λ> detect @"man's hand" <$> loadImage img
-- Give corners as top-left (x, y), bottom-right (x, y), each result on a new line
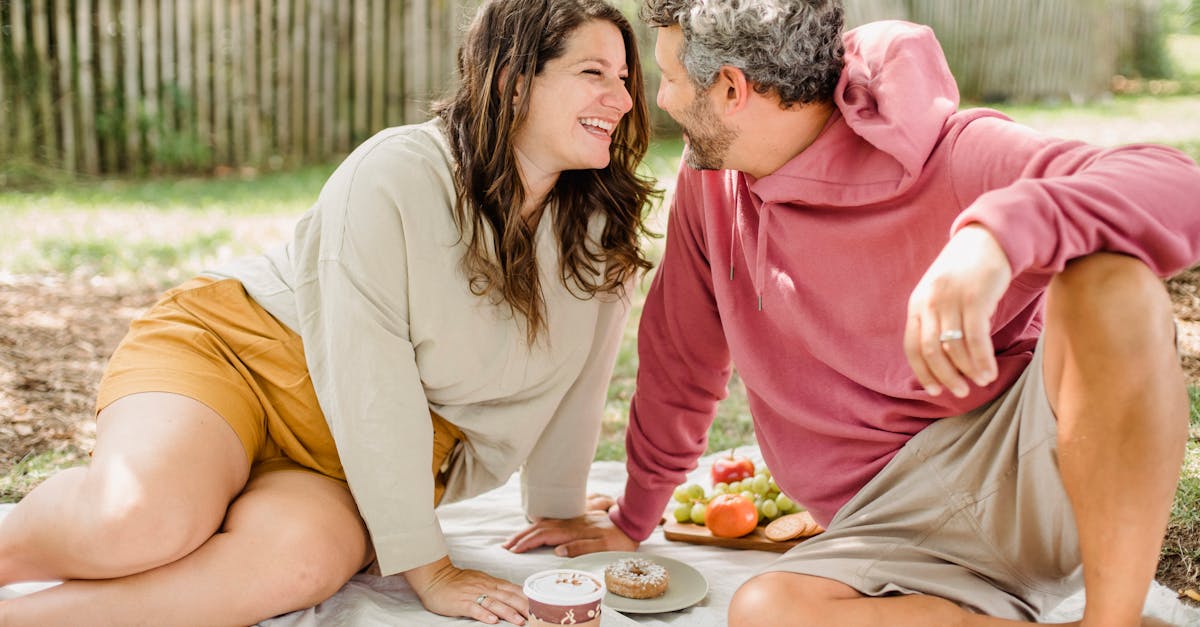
top-left (904, 224), bottom-right (1012, 398)
top-left (404, 555), bottom-right (529, 625)
top-left (503, 506), bottom-right (639, 557)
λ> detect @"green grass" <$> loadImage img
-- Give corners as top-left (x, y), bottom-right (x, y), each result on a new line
top-left (0, 450), bottom-right (87, 503)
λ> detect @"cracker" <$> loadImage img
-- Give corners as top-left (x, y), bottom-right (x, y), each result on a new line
top-left (764, 511), bottom-right (823, 542)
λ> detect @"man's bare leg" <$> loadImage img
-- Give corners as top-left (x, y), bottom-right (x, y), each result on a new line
top-left (0, 470), bottom-right (371, 626)
top-left (1044, 253), bottom-right (1188, 627)
top-left (730, 254), bottom-right (1187, 627)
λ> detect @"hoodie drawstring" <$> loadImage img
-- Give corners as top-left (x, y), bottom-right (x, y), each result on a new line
top-left (754, 202), bottom-right (770, 311)
top-left (729, 190), bottom-right (769, 312)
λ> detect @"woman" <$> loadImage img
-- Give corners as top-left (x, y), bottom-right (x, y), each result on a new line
top-left (0, 0), bottom-right (655, 624)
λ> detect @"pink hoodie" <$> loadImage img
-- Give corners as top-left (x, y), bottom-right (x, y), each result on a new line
top-left (611, 21), bottom-right (1200, 542)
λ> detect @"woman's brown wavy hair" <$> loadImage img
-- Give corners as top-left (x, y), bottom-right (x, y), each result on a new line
top-left (433, 0), bottom-right (658, 344)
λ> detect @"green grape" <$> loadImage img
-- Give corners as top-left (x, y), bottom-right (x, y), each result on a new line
top-left (740, 490), bottom-right (756, 502)
top-left (728, 480), bottom-right (742, 493)
top-left (713, 482), bottom-right (729, 495)
top-left (673, 485), bottom-right (691, 504)
top-left (752, 475), bottom-right (770, 495)
top-left (761, 499), bottom-right (780, 519)
top-left (686, 483), bottom-right (706, 501)
top-left (673, 503), bottom-right (693, 523)
top-left (690, 502), bottom-right (707, 525)
top-left (768, 478), bottom-right (779, 493)
top-left (775, 494), bottom-right (795, 513)
top-left (760, 468), bottom-right (772, 480)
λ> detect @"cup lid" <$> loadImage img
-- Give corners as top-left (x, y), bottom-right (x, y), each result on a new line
top-left (523, 569), bottom-right (605, 605)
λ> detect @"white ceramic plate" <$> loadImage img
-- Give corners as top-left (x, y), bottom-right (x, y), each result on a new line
top-left (562, 551), bottom-right (708, 614)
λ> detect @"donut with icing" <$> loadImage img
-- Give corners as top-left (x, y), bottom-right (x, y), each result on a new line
top-left (603, 557), bottom-right (669, 599)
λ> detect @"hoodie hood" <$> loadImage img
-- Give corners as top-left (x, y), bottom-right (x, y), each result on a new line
top-left (749, 20), bottom-right (960, 207)
top-left (732, 21), bottom-right (962, 308)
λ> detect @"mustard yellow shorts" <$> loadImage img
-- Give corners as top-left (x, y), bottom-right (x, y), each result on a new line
top-left (97, 277), bottom-right (461, 503)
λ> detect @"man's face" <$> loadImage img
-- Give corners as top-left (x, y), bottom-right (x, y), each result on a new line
top-left (654, 26), bottom-right (736, 171)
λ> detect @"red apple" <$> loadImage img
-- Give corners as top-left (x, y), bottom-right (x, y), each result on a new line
top-left (711, 451), bottom-right (755, 485)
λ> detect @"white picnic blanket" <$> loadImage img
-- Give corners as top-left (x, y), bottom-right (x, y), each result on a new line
top-left (2, 447), bottom-right (1198, 625)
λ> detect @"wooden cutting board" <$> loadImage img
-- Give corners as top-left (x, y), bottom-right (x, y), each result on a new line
top-left (662, 520), bottom-right (807, 552)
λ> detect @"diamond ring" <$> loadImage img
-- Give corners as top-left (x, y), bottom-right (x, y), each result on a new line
top-left (938, 329), bottom-right (964, 342)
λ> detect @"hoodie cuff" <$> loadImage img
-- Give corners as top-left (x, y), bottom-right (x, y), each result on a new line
top-left (611, 482), bottom-right (671, 542)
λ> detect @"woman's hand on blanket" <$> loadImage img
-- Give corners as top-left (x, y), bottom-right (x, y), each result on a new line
top-left (502, 509), bottom-right (639, 557)
top-left (404, 555), bottom-right (529, 625)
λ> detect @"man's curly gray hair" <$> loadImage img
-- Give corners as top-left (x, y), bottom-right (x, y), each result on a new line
top-left (641, 0), bottom-right (845, 107)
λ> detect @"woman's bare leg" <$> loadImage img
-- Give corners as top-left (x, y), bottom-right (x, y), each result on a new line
top-left (0, 469), bottom-right (371, 626)
top-left (0, 392), bottom-right (249, 583)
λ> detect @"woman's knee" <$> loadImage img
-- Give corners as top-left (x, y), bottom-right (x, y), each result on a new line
top-left (72, 464), bottom-right (226, 568)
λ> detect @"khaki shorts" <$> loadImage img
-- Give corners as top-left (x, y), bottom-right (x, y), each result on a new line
top-left (763, 338), bottom-right (1082, 620)
top-left (97, 277), bottom-right (462, 504)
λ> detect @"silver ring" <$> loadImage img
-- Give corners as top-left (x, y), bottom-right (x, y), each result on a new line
top-left (475, 593), bottom-right (488, 606)
top-left (938, 329), bottom-right (964, 342)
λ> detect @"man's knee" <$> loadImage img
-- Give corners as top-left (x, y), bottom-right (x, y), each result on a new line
top-left (729, 572), bottom-right (858, 627)
top-left (1049, 253), bottom-right (1175, 354)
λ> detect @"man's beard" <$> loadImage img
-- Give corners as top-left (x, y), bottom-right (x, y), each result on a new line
top-left (678, 95), bottom-right (735, 171)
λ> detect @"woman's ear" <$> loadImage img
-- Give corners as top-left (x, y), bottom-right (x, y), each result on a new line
top-left (499, 66), bottom-right (523, 101)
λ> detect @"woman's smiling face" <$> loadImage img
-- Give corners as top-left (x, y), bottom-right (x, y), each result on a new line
top-left (512, 19), bottom-right (634, 182)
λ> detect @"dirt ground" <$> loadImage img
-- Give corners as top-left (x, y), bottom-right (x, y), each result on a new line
top-left (3, 269), bottom-right (1200, 596)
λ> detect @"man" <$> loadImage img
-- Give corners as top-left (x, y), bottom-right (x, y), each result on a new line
top-left (504, 1), bottom-right (1200, 624)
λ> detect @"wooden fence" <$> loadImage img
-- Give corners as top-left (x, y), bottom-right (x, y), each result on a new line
top-left (845, 0), bottom-right (1158, 103)
top-left (0, 0), bottom-right (471, 176)
top-left (0, 0), bottom-right (1164, 177)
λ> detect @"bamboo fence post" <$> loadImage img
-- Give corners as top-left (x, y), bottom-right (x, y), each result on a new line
top-left (176, 0), bottom-right (195, 167)
top-left (369, 0), bottom-right (384, 134)
top-left (11, 0), bottom-right (34, 161)
top-left (76, 0), bottom-right (100, 174)
top-left (305, 0), bottom-right (320, 160)
top-left (160, 0), bottom-right (176, 156)
top-left (336, 0), bottom-right (352, 152)
top-left (195, 1), bottom-right (212, 167)
top-left (229, 0), bottom-right (246, 166)
top-left (430, 0), bottom-right (447, 104)
top-left (0, 12), bottom-right (7, 162)
top-left (290, 0), bottom-right (305, 160)
top-left (320, 0), bottom-right (335, 158)
top-left (141, 0), bottom-right (160, 165)
top-left (404, 0), bottom-right (429, 123)
top-left (352, 0), bottom-right (368, 143)
top-left (386, 0), bottom-right (403, 126)
top-left (121, 0), bottom-right (140, 169)
top-left (243, 0), bottom-right (261, 166)
top-left (259, 0), bottom-right (274, 163)
top-left (31, 0), bottom-right (57, 165)
top-left (276, 0), bottom-right (291, 157)
top-left (97, 0), bottom-right (118, 171)
top-left (213, 0), bottom-right (229, 165)
top-left (54, 1), bottom-right (77, 173)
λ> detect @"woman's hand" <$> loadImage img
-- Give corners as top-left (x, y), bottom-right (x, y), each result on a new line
top-left (404, 556), bottom-right (528, 625)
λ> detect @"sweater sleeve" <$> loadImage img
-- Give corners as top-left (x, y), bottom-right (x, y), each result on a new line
top-left (611, 167), bottom-right (734, 542)
top-left (949, 116), bottom-right (1200, 278)
top-left (520, 288), bottom-right (632, 519)
top-left (293, 138), bottom-right (446, 577)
